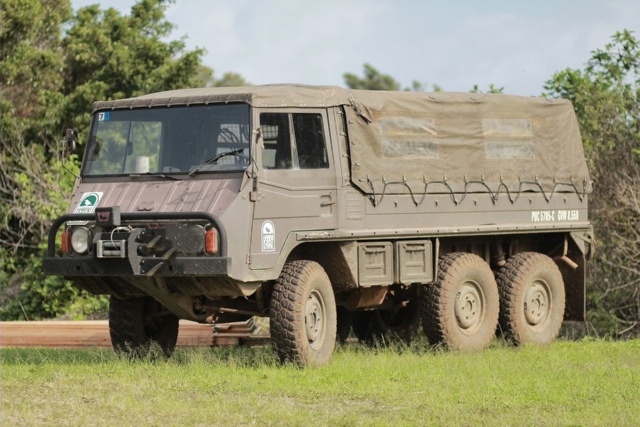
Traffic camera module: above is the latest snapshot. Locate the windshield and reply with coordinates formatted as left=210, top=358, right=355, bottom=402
left=83, top=104, right=251, bottom=176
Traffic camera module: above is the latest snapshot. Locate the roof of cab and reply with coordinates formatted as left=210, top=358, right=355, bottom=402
left=92, top=85, right=352, bottom=112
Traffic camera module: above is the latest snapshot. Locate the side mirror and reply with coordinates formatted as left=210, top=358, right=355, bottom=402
left=65, top=128, right=76, bottom=155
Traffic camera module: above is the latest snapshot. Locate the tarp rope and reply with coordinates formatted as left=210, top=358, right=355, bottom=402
left=365, top=175, right=589, bottom=207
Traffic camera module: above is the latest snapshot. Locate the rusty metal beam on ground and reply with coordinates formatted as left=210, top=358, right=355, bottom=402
left=0, top=320, right=269, bottom=348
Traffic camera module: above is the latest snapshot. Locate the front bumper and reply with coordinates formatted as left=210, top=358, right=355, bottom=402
left=43, top=255, right=230, bottom=276
left=43, top=211, right=230, bottom=277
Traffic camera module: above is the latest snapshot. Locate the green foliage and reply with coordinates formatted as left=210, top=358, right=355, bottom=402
left=344, top=63, right=402, bottom=91
left=545, top=29, right=639, bottom=159
left=0, top=0, right=208, bottom=320
left=62, top=0, right=206, bottom=133
left=0, top=0, right=70, bottom=143
left=2, top=252, right=77, bottom=320
left=344, top=64, right=443, bottom=92
left=1, top=0, right=74, bottom=321
left=544, top=29, right=640, bottom=337
left=193, top=66, right=251, bottom=88
left=407, top=80, right=442, bottom=92
left=470, top=83, right=504, bottom=94
left=213, top=71, right=251, bottom=87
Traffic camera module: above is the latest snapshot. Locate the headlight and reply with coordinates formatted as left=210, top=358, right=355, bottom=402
left=71, top=227, right=92, bottom=254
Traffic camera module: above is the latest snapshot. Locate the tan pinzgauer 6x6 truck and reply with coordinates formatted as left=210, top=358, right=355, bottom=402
left=44, top=85, right=594, bottom=366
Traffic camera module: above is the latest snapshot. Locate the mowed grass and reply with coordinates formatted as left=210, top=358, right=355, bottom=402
left=2, top=339, right=639, bottom=426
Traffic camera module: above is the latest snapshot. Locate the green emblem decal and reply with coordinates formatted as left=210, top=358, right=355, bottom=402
left=74, top=192, right=103, bottom=214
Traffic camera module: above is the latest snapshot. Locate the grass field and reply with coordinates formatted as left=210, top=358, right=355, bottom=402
left=2, top=339, right=639, bottom=426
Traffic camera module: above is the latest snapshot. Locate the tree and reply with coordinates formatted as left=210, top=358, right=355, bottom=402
left=544, top=29, right=640, bottom=337
left=410, top=81, right=442, bottom=92
left=344, top=64, right=442, bottom=92
left=344, top=63, right=402, bottom=91
left=194, top=67, right=251, bottom=88
left=213, top=71, right=250, bottom=87
left=470, top=83, right=504, bottom=94
left=0, top=0, right=210, bottom=320
left=61, top=0, right=206, bottom=134
left=0, top=0, right=75, bottom=318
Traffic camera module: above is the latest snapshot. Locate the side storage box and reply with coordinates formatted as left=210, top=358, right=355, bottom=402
left=358, top=242, right=393, bottom=287
left=396, top=240, right=434, bottom=284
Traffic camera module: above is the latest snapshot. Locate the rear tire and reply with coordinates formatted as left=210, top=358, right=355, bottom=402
left=270, top=260, right=337, bottom=366
left=496, top=252, right=565, bottom=345
left=109, top=296, right=179, bottom=357
left=422, top=252, right=499, bottom=351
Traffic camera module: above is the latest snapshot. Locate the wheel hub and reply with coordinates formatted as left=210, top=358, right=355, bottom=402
left=455, top=281, right=484, bottom=332
left=305, top=290, right=326, bottom=350
left=524, top=280, right=551, bottom=326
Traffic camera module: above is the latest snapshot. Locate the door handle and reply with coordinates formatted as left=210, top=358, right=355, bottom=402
left=320, top=194, right=335, bottom=207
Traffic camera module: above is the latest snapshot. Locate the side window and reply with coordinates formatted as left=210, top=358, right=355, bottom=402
left=260, top=113, right=292, bottom=169
left=259, top=112, right=329, bottom=169
left=293, top=114, right=329, bottom=169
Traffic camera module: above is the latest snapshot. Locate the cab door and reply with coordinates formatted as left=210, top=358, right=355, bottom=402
left=250, top=109, right=337, bottom=270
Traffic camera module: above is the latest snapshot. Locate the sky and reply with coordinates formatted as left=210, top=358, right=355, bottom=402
left=71, top=0, right=640, bottom=96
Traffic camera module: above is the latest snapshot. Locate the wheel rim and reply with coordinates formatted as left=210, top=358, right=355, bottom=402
left=305, top=290, right=327, bottom=350
left=455, top=280, right=486, bottom=334
left=524, top=279, right=552, bottom=328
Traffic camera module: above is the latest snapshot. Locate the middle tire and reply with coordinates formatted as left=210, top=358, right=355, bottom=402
left=422, top=252, right=499, bottom=351
left=270, top=260, right=337, bottom=367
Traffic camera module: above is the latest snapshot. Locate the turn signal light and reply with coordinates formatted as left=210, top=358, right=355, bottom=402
left=205, top=228, right=218, bottom=254
left=61, top=230, right=72, bottom=254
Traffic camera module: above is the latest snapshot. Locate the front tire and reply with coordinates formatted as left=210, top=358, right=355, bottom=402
left=422, top=252, right=499, bottom=351
left=270, top=260, right=337, bottom=366
left=496, top=252, right=565, bottom=345
left=109, top=296, right=179, bottom=357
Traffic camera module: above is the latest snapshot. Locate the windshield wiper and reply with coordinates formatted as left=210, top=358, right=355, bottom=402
left=129, top=172, right=181, bottom=181
left=188, top=148, right=245, bottom=176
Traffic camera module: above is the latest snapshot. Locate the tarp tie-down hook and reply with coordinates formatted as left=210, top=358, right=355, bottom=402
left=348, top=96, right=372, bottom=124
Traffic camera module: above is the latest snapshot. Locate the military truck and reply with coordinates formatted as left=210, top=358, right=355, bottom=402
left=44, top=85, right=593, bottom=366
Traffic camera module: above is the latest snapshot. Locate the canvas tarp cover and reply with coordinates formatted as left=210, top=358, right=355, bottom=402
left=91, top=85, right=591, bottom=196
left=344, top=90, right=592, bottom=196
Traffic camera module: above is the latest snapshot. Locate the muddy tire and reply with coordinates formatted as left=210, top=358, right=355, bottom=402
left=270, top=260, right=337, bottom=366
left=109, top=296, right=179, bottom=357
left=422, top=252, right=499, bottom=351
left=496, top=252, right=565, bottom=345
